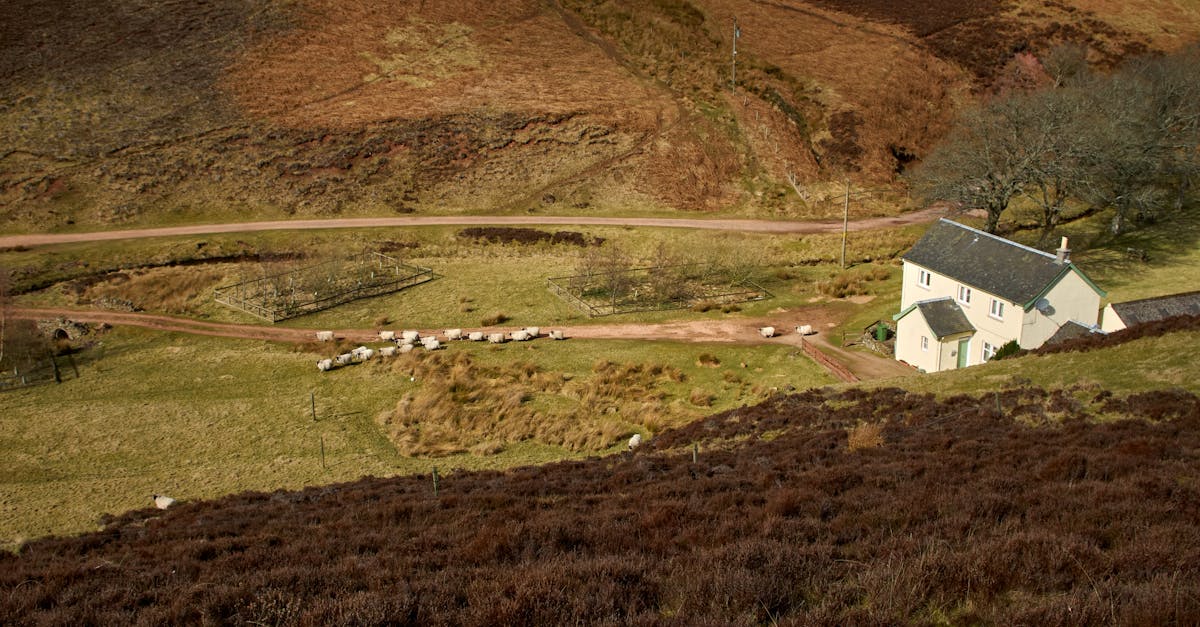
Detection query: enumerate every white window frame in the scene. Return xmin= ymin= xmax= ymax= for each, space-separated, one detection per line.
xmin=989 ymin=298 xmax=1005 ymax=320
xmin=917 ymin=269 xmax=931 ymax=289
xmin=921 ymin=336 xmax=929 ymax=351
xmin=957 ymin=285 xmax=972 ymax=305
xmin=982 ymin=341 xmax=997 ymax=361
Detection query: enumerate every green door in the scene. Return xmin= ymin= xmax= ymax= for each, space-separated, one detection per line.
xmin=956 ymin=338 xmax=969 ymax=368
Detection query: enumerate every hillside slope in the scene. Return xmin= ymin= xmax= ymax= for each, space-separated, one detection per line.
xmin=1 ymin=0 xmax=1194 ymax=230
xmin=2 ymin=385 xmax=1197 ymax=624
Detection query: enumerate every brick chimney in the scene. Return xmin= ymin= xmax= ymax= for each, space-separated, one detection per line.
xmin=1055 ymin=236 xmax=1071 ymax=264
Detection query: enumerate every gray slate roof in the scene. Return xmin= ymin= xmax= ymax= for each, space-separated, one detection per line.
xmin=915 ymin=298 xmax=975 ymax=339
xmin=903 ymin=219 xmax=1095 ymax=307
xmin=1045 ymin=320 xmax=1104 ymax=346
xmin=1110 ymin=290 xmax=1200 ymax=327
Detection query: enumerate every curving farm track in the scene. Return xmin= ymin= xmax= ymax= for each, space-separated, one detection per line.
xmin=0 ymin=206 xmax=946 ymax=248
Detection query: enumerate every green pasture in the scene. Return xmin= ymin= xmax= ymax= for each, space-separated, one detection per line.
xmin=0 ymin=326 xmax=831 ymax=550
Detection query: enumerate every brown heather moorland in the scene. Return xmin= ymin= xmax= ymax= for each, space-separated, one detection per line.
xmin=3 ymin=0 xmax=1194 ymax=228
xmin=2 ymin=381 xmax=1198 ymax=624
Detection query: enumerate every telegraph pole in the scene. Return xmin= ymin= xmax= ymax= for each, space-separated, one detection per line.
xmin=731 ymin=19 xmax=741 ymax=91
xmin=841 ymin=179 xmax=850 ymax=269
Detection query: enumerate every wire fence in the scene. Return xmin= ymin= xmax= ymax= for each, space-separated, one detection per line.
xmin=214 ymin=252 xmax=434 ymax=322
xmin=547 ymin=263 xmax=771 ymax=317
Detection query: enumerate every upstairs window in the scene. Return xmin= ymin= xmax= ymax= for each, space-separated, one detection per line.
xmin=921 ymin=336 xmax=929 ymax=351
xmin=917 ymin=269 xmax=931 ymax=288
xmin=990 ymin=299 xmax=1005 ymax=320
xmin=957 ymin=285 xmax=972 ymax=305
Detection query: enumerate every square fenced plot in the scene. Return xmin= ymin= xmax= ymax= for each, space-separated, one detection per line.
xmin=548 ymin=264 xmax=771 ymax=317
xmin=213 ymin=252 xmax=434 ymax=322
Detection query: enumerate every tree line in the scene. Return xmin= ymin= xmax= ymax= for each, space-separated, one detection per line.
xmin=910 ymin=45 xmax=1200 ymax=239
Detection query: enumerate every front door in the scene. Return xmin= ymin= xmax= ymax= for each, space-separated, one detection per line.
xmin=956 ymin=338 xmax=969 ymax=368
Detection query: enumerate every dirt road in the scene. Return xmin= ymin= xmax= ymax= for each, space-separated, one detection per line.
xmin=11 ymin=306 xmax=915 ymax=381
xmin=0 ymin=207 xmax=946 ymax=248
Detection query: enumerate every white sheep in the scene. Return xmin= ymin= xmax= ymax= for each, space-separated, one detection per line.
xmin=336 ymin=353 xmax=355 ymax=365
xmin=523 ymin=326 xmax=540 ymax=338
xmin=380 ymin=346 xmax=397 ymax=357
xmin=152 ymin=494 xmax=176 ymax=510
xmin=628 ymin=434 xmax=643 ymax=451
xmin=422 ymin=339 xmax=442 ymax=350
xmin=488 ymin=333 xmax=506 ymax=344
xmin=359 ymin=348 xmax=376 ymax=360
xmin=398 ymin=344 xmax=414 ymax=354
xmin=379 ymin=330 xmax=396 ymax=341
xmin=316 ymin=359 xmax=334 ymax=372
xmin=468 ymin=331 xmax=485 ymax=341
xmin=315 ymin=331 xmax=334 ymax=342
xmin=549 ymin=330 xmax=565 ymax=340
xmin=795 ymin=324 xmax=814 ymax=336
xmin=511 ymin=330 xmax=531 ymax=342
xmin=444 ymin=328 xmax=464 ymax=340
xmin=401 ymin=330 xmax=420 ymax=342
xmin=399 ymin=337 xmax=415 ymax=346
xmin=759 ymin=326 xmax=776 ymax=338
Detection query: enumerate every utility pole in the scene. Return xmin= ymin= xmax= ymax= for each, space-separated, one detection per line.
xmin=841 ymin=179 xmax=850 ymax=269
xmin=731 ymin=19 xmax=741 ymax=91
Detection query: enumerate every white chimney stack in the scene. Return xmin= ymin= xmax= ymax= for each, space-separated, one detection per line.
xmin=1055 ymin=236 xmax=1071 ymax=264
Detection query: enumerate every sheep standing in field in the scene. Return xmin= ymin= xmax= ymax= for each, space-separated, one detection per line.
xmin=422 ymin=338 xmax=442 ymax=351
xmin=401 ymin=330 xmax=420 ymax=343
xmin=379 ymin=330 xmax=396 ymax=341
xmin=399 ymin=344 xmax=414 ymax=354
xmin=444 ymin=328 xmax=464 ymax=341
xmin=758 ymin=326 xmax=776 ymax=338
xmin=316 ymin=331 xmax=334 ymax=342
xmin=336 ymin=353 xmax=355 ymax=366
xmin=468 ymin=331 xmax=485 ymax=342
xmin=796 ymin=324 xmax=814 ymax=336
xmin=549 ymin=330 xmax=565 ymax=340
xmin=317 ymin=359 xmax=334 ymax=372
xmin=380 ymin=346 xmax=397 ymax=357
xmin=152 ymin=494 xmax=176 ymax=510
xmin=628 ymin=434 xmax=643 ymax=451
xmin=511 ymin=330 xmax=531 ymax=342
xmin=359 ymin=348 xmax=376 ymax=360
xmin=488 ymin=333 xmax=506 ymax=344
xmin=523 ymin=326 xmax=540 ymax=338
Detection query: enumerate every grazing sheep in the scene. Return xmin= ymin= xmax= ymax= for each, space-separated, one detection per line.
xmin=379 ymin=330 xmax=396 ymax=341
xmin=315 ymin=331 xmax=335 ymax=342
xmin=759 ymin=326 xmax=776 ymax=338
xmin=488 ymin=333 xmax=506 ymax=344
xmin=468 ymin=331 xmax=485 ymax=341
xmin=399 ymin=337 xmax=415 ymax=346
xmin=511 ymin=330 xmax=531 ymax=342
xmin=523 ymin=326 xmax=540 ymax=338
xmin=398 ymin=344 xmax=414 ymax=354
xmin=444 ymin=328 xmax=464 ymax=340
xmin=380 ymin=346 xmax=397 ymax=357
xmin=152 ymin=494 xmax=176 ymax=510
xmin=401 ymin=330 xmax=420 ymax=342
xmin=549 ymin=330 xmax=565 ymax=340
xmin=336 ymin=353 xmax=355 ymax=365
xmin=351 ymin=346 xmax=370 ymax=359
xmin=422 ymin=339 xmax=442 ymax=350
xmin=628 ymin=434 xmax=643 ymax=451
xmin=359 ymin=348 xmax=376 ymax=360
xmin=796 ymin=324 xmax=814 ymax=336
xmin=317 ymin=359 xmax=334 ymax=372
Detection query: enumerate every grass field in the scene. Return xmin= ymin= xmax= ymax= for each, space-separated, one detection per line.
xmin=0 ymin=326 xmax=831 ymax=550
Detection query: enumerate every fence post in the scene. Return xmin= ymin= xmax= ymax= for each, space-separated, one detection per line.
xmin=432 ymin=466 xmax=440 ymax=497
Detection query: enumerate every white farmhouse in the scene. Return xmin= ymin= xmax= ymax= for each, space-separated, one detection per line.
xmin=893 ymin=219 xmax=1105 ymax=372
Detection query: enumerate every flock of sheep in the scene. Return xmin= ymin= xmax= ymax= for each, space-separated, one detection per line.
xmin=315 ymin=327 xmax=566 ymax=372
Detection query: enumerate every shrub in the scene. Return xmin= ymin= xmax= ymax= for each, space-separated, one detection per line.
xmin=480 ymin=312 xmax=510 ymax=327
xmin=697 ymin=353 xmax=720 ymax=367
xmin=846 ymin=421 xmax=884 ymax=451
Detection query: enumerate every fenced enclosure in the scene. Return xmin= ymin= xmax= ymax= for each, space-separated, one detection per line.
xmin=214 ymin=252 xmax=434 ymax=322
xmin=547 ymin=263 xmax=771 ymax=317
xmin=0 ymin=357 xmax=64 ymax=392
